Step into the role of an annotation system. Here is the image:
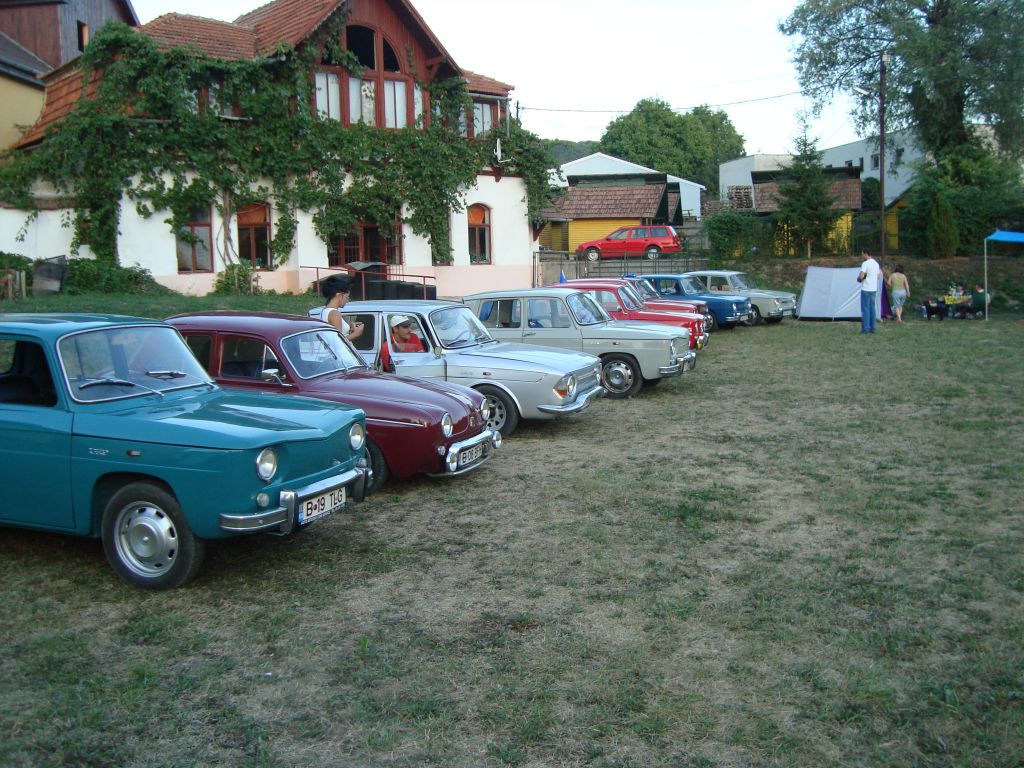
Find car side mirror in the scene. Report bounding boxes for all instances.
[262,368,289,386]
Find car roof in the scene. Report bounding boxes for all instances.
[682,270,741,277]
[167,311,331,336]
[343,299,463,313]
[0,313,166,339]
[464,287,586,301]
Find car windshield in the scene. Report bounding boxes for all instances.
[680,277,706,293]
[731,273,756,290]
[281,328,366,378]
[631,278,661,300]
[567,292,610,325]
[430,306,494,348]
[59,325,212,403]
[617,284,644,310]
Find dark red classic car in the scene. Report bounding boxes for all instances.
[551,279,709,350]
[168,312,500,493]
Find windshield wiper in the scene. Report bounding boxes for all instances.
[78,377,164,399]
[314,334,338,359]
[145,370,187,379]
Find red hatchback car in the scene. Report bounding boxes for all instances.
[168,312,500,494]
[551,279,708,350]
[576,225,681,261]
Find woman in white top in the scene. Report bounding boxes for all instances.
[308,275,364,341]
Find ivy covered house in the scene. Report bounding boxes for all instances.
[0,0,546,296]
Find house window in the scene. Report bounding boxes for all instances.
[414,83,425,127]
[177,208,213,273]
[894,147,905,167]
[315,71,341,121]
[330,221,403,265]
[349,76,376,125]
[236,203,272,270]
[383,80,407,128]
[870,153,880,170]
[473,102,494,135]
[468,204,491,264]
[77,22,89,52]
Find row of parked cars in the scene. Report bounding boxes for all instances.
[0,272,794,589]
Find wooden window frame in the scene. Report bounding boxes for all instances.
[236,203,272,271]
[176,207,214,273]
[468,203,491,265]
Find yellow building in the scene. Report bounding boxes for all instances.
[0,32,47,149]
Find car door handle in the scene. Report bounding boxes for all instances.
[523,331,536,337]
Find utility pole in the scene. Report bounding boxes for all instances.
[879,51,890,260]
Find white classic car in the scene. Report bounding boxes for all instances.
[341,300,605,436]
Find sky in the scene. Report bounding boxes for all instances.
[130,0,864,156]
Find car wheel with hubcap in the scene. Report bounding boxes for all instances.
[745,305,762,326]
[477,384,520,436]
[585,247,600,262]
[645,246,661,260]
[102,482,204,590]
[601,354,643,398]
[705,312,719,332]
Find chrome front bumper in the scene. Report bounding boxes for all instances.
[657,361,684,377]
[219,466,369,535]
[536,383,605,415]
[427,429,502,478]
[676,349,698,372]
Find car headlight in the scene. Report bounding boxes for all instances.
[669,339,679,359]
[256,448,277,481]
[441,412,453,438]
[480,401,492,421]
[554,374,577,399]
[349,422,366,452]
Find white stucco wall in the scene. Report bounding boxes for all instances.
[0,206,96,261]
[819,129,921,204]
[1,171,535,298]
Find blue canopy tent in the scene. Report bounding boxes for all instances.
[984,230,1024,321]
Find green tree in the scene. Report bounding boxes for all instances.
[542,139,598,166]
[780,0,1024,165]
[598,98,745,195]
[774,126,840,258]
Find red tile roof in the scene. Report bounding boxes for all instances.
[14,64,94,147]
[556,184,666,219]
[234,0,341,56]
[464,70,512,97]
[141,14,257,60]
[754,178,861,212]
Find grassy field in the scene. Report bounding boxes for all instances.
[2,297,1023,766]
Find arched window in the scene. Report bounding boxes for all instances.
[314,25,414,129]
[467,204,491,264]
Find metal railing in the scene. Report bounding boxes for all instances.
[301,264,438,300]
[533,251,708,287]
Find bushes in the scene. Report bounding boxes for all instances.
[212,263,263,295]
[62,260,171,295]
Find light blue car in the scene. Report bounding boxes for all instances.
[0,314,370,589]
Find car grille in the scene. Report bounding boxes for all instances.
[575,365,601,394]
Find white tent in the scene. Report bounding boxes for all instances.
[796,266,881,320]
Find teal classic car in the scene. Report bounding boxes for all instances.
[0,314,370,589]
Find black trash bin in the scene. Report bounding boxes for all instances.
[32,255,67,296]
[345,261,388,299]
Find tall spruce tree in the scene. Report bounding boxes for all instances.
[775,126,840,258]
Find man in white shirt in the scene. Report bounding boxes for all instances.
[857,250,881,333]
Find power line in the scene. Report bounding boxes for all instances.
[519,90,805,116]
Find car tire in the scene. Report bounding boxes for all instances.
[745,305,762,326]
[364,438,388,494]
[585,248,600,262]
[101,481,205,590]
[601,354,643,398]
[477,384,520,436]
[645,246,660,260]
[705,312,719,332]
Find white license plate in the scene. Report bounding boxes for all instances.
[298,486,345,525]
[459,443,484,467]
